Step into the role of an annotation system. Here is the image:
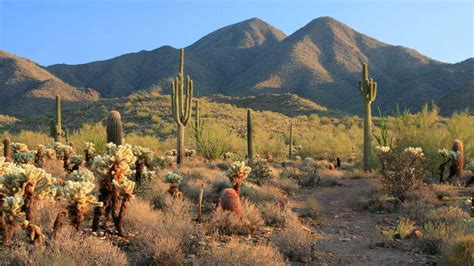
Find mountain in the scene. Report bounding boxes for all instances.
[3,16,472,117]
[0,51,99,116]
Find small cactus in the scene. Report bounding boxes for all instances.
[3,137,11,162]
[451,139,464,177]
[106,111,124,145]
[288,122,293,160]
[247,109,253,161]
[51,95,64,143]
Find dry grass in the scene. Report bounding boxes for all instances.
[124,198,203,265]
[446,235,474,265]
[209,200,264,235]
[425,206,470,225]
[198,240,286,265]
[431,183,458,199]
[0,228,128,265]
[272,216,314,261]
[258,201,299,227]
[43,159,67,178]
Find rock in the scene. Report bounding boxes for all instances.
[339,237,351,242]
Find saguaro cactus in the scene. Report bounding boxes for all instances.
[358,64,377,171]
[171,48,193,165]
[51,95,64,143]
[106,111,124,145]
[3,137,11,161]
[288,122,293,160]
[247,109,253,161]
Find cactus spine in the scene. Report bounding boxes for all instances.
[358,64,377,171]
[52,95,64,143]
[171,48,193,165]
[247,109,253,161]
[3,137,10,161]
[289,122,293,160]
[106,111,124,145]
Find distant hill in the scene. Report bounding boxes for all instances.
[0,51,99,116]
[0,16,472,119]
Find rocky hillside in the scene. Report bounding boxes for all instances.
[0,51,99,116]
[1,17,472,118]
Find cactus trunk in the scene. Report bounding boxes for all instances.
[106,111,124,145]
[3,138,10,161]
[247,109,253,161]
[177,123,185,164]
[358,64,377,171]
[363,102,372,170]
[289,122,293,160]
[53,95,63,143]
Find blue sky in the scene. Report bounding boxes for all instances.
[0,0,472,66]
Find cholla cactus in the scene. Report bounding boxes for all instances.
[14,151,36,165]
[132,145,154,188]
[84,142,96,165]
[404,147,424,158]
[162,172,183,199]
[53,168,102,232]
[375,146,391,156]
[156,155,174,168]
[466,161,474,171]
[0,163,55,245]
[10,143,28,154]
[438,148,449,158]
[184,149,196,157]
[226,161,251,182]
[163,172,183,185]
[91,144,136,236]
[67,155,83,173]
[166,149,177,156]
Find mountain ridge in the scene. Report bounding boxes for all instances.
[0,16,472,117]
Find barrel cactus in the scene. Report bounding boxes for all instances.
[219,161,251,216]
[106,111,124,146]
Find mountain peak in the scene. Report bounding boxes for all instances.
[189,17,286,51]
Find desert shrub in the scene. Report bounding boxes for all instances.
[445,235,474,265]
[258,201,298,227]
[425,206,470,225]
[380,218,416,240]
[0,227,129,265]
[194,122,237,160]
[248,159,273,185]
[304,197,321,218]
[1,131,50,149]
[420,221,472,255]
[431,183,458,199]
[269,177,300,195]
[209,200,263,235]
[241,184,284,204]
[375,146,429,202]
[198,240,286,265]
[124,199,202,265]
[69,123,107,152]
[404,186,440,205]
[272,217,314,261]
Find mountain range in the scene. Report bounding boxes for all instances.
[1,16,472,118]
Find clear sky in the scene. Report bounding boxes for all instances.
[0,0,472,66]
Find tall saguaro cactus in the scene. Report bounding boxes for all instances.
[288,122,293,160]
[106,111,124,145]
[51,95,64,143]
[358,63,377,171]
[247,109,253,161]
[171,48,193,165]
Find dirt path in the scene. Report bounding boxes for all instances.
[291,178,434,265]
